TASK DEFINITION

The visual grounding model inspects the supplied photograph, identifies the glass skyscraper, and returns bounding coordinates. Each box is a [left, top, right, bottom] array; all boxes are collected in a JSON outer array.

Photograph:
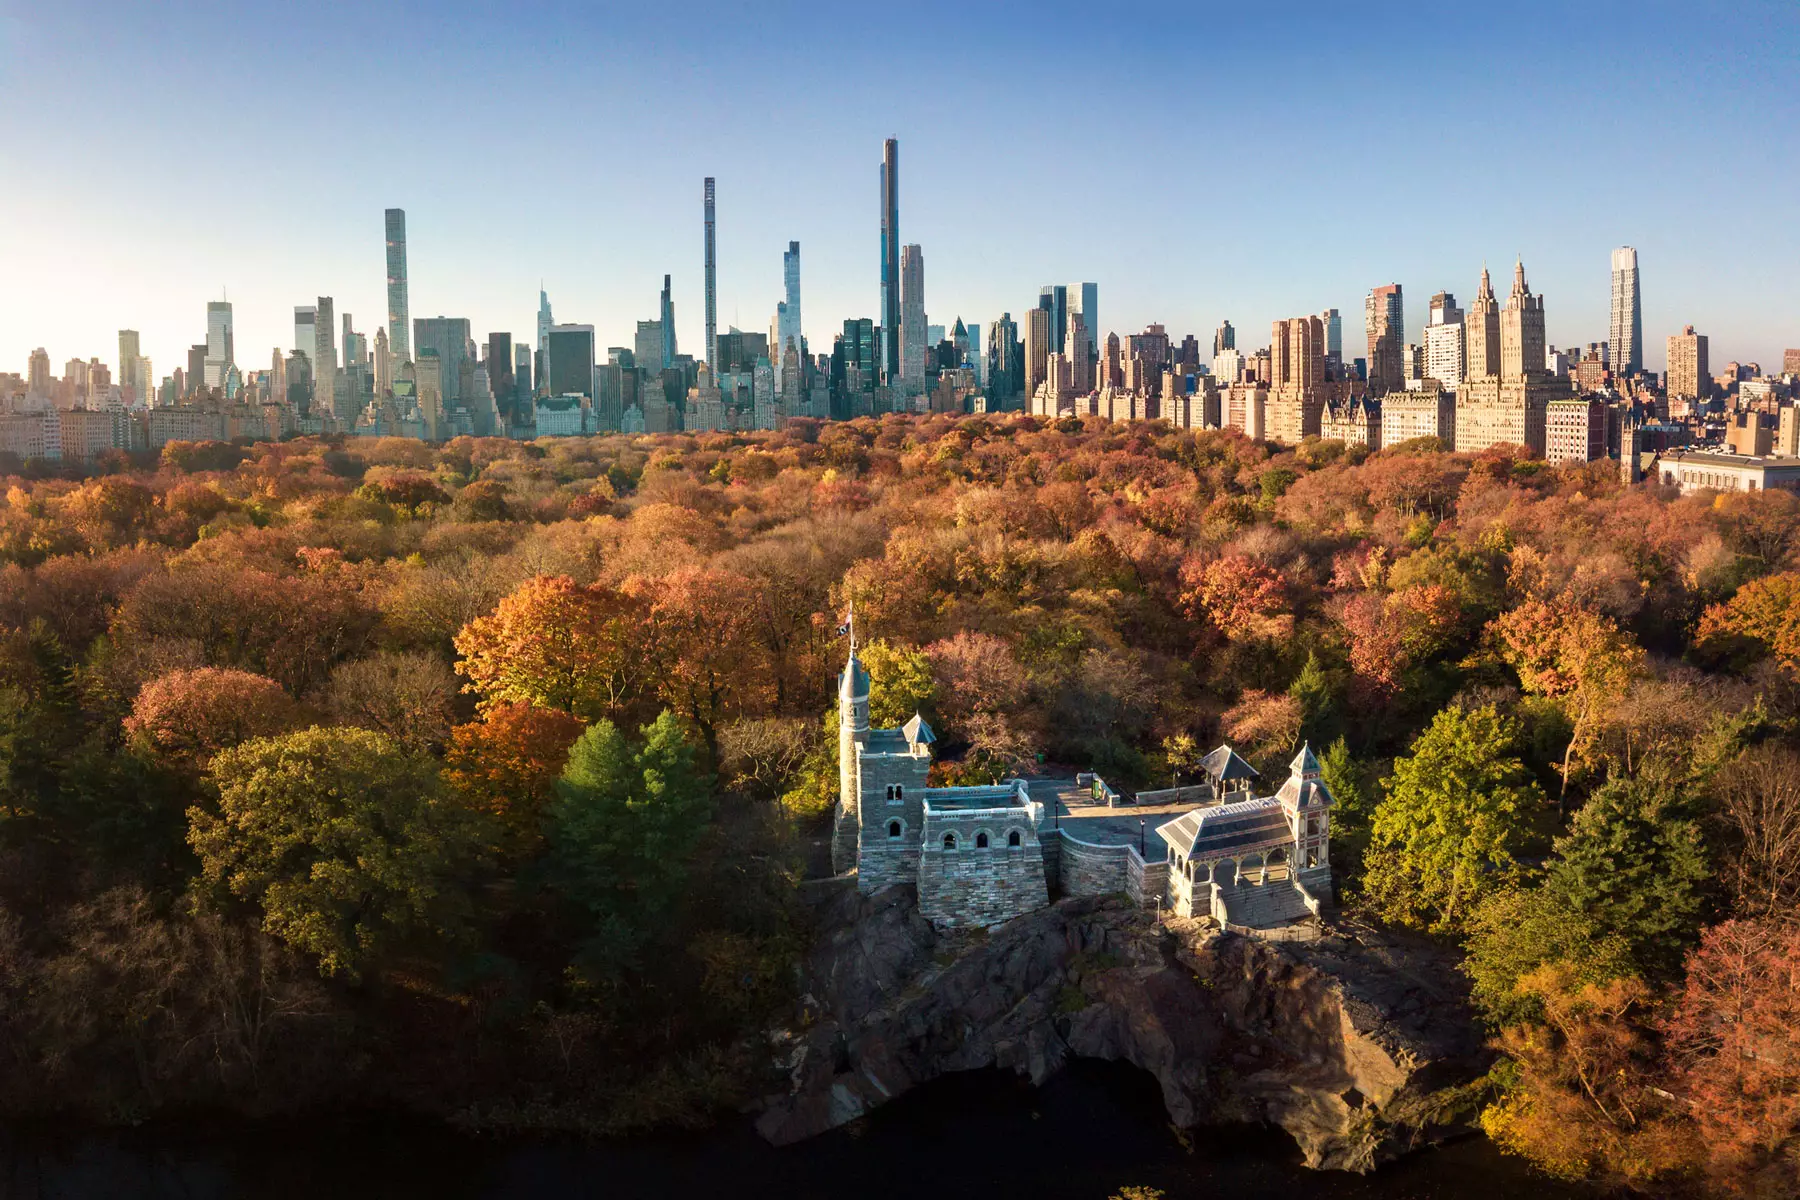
[[880, 138, 899, 385], [413, 316, 470, 406], [385, 209, 411, 361]]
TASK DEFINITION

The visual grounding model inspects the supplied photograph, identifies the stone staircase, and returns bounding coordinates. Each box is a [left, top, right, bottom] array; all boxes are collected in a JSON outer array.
[[1214, 878, 1315, 930]]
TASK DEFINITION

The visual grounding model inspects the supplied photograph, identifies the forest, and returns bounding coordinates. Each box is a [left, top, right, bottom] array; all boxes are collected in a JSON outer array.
[[1, 414, 1798, 1195]]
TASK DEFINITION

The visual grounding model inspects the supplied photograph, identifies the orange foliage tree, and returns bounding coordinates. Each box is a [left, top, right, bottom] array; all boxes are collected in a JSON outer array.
[[452, 575, 644, 721], [1696, 571, 1800, 673], [443, 701, 587, 853], [124, 667, 304, 767]]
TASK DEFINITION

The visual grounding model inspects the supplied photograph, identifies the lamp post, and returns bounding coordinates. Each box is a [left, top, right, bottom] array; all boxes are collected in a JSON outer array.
[[1139, 817, 1146, 857]]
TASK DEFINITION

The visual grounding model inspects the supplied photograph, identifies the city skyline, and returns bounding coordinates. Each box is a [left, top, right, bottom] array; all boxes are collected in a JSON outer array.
[[1, 1, 1795, 374]]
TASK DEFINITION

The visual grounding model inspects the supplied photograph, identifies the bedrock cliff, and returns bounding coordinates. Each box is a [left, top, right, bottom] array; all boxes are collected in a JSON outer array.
[[755, 886, 1489, 1172]]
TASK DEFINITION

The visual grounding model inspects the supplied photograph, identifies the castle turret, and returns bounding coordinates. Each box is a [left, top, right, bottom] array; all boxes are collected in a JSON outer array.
[[831, 646, 871, 874]]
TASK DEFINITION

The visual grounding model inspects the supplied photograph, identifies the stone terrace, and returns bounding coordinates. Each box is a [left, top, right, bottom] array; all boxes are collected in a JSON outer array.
[[1033, 775, 1199, 851]]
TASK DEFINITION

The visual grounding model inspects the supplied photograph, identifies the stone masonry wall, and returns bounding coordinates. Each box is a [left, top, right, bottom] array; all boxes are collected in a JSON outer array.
[[1128, 854, 1170, 909], [917, 840, 1049, 928], [1055, 835, 1134, 897]]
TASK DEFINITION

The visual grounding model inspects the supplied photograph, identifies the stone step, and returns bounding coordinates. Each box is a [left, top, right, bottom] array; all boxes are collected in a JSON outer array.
[[1215, 880, 1313, 929]]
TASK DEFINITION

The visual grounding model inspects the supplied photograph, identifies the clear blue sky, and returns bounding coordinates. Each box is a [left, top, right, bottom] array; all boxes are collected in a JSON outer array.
[[2, 0, 1796, 380]]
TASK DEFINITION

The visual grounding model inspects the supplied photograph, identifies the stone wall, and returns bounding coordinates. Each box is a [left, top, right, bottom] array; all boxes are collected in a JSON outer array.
[[859, 837, 921, 894], [1134, 784, 1215, 806], [831, 805, 859, 875], [1055, 834, 1134, 897], [1127, 853, 1170, 909], [917, 837, 1049, 928]]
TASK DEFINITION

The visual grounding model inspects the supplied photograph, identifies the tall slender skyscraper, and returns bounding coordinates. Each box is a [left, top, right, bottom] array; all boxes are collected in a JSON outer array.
[[385, 209, 411, 361], [900, 243, 926, 382], [659, 274, 676, 368], [1610, 246, 1642, 376], [704, 177, 718, 369], [1068, 283, 1098, 358], [779, 241, 802, 359], [313, 297, 338, 416], [880, 138, 899, 385], [118, 330, 141, 400]]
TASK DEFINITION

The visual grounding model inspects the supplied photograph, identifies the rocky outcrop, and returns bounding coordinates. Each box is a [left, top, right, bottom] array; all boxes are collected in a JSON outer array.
[[756, 886, 1489, 1172]]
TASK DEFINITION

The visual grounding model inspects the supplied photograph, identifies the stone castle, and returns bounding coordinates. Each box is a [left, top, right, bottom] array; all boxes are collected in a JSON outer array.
[[829, 644, 1335, 932]]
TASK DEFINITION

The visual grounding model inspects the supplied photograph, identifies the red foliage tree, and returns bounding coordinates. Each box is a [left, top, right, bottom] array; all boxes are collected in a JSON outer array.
[[123, 667, 303, 766]]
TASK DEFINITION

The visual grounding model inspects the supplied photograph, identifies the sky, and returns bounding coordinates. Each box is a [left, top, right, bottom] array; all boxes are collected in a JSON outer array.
[[2, 0, 1797, 383]]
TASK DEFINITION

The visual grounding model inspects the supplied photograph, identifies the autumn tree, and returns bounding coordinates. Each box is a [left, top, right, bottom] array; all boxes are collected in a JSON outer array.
[[1363, 704, 1545, 933], [1178, 553, 1291, 641], [325, 650, 460, 752], [858, 638, 936, 729], [1711, 744, 1800, 917], [624, 566, 770, 767], [123, 667, 304, 768], [453, 575, 644, 721], [442, 702, 587, 854], [1493, 598, 1644, 806], [191, 727, 479, 979], [1666, 918, 1800, 1191], [1696, 571, 1800, 672]]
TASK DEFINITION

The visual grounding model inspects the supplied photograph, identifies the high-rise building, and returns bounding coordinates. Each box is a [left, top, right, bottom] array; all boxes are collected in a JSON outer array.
[[704, 177, 718, 369], [1038, 285, 1068, 355], [186, 345, 206, 396], [27, 348, 51, 397], [1068, 284, 1098, 359], [545, 325, 597, 398], [1500, 261, 1546, 383], [1213, 321, 1235, 356], [1465, 269, 1501, 381], [385, 209, 411, 361], [514, 343, 532, 402], [1609, 246, 1642, 376], [1424, 291, 1465, 390], [987, 313, 1020, 403], [779, 241, 802, 362], [879, 138, 900, 385], [1319, 310, 1342, 360], [204, 300, 234, 388], [118, 330, 140, 401], [635, 321, 664, 375], [486, 333, 514, 417], [313, 297, 338, 416], [294, 306, 317, 359], [1667, 325, 1710, 402], [414, 317, 470, 406], [373, 327, 391, 397], [1365, 284, 1403, 395], [899, 243, 926, 383], [660, 273, 677, 368], [1024, 307, 1052, 400]]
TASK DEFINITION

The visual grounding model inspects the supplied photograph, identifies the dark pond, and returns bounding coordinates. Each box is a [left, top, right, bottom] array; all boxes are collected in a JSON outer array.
[[1, 1061, 1594, 1199]]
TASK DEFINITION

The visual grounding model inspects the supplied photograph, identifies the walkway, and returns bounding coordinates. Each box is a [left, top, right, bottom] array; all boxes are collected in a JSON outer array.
[[1029, 776, 1200, 851]]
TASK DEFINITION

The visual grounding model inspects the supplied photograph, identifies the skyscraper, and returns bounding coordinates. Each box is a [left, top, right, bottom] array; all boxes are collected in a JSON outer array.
[[414, 317, 471, 406], [294, 306, 317, 359], [660, 274, 677, 368], [118, 330, 140, 400], [880, 138, 899, 385], [1319, 309, 1342, 360], [1365, 283, 1403, 395], [704, 178, 718, 370], [204, 300, 234, 388], [486, 333, 514, 418], [545, 325, 596, 398], [1213, 321, 1235, 356], [779, 241, 802, 362], [385, 209, 411, 361], [1024, 307, 1052, 400], [1500, 261, 1546, 383], [1610, 246, 1642, 376], [314, 297, 338, 415], [1038, 286, 1067, 355], [1068, 283, 1098, 359], [536, 290, 553, 396], [899, 243, 926, 383], [1667, 325, 1709, 402], [1424, 292, 1465, 390]]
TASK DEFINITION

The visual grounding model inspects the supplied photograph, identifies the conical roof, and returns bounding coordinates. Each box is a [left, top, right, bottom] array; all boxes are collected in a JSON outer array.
[[838, 650, 870, 701], [902, 711, 936, 746], [1290, 742, 1320, 777]]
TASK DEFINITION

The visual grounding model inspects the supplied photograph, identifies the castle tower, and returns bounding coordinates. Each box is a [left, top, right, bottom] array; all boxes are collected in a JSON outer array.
[[832, 646, 871, 874], [1466, 267, 1501, 381], [1277, 743, 1334, 897]]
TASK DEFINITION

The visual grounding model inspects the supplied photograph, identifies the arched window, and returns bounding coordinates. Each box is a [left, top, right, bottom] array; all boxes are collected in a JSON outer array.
[[943, 833, 957, 850], [894, 784, 905, 801], [887, 820, 902, 839], [1008, 830, 1022, 848], [975, 831, 990, 849]]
